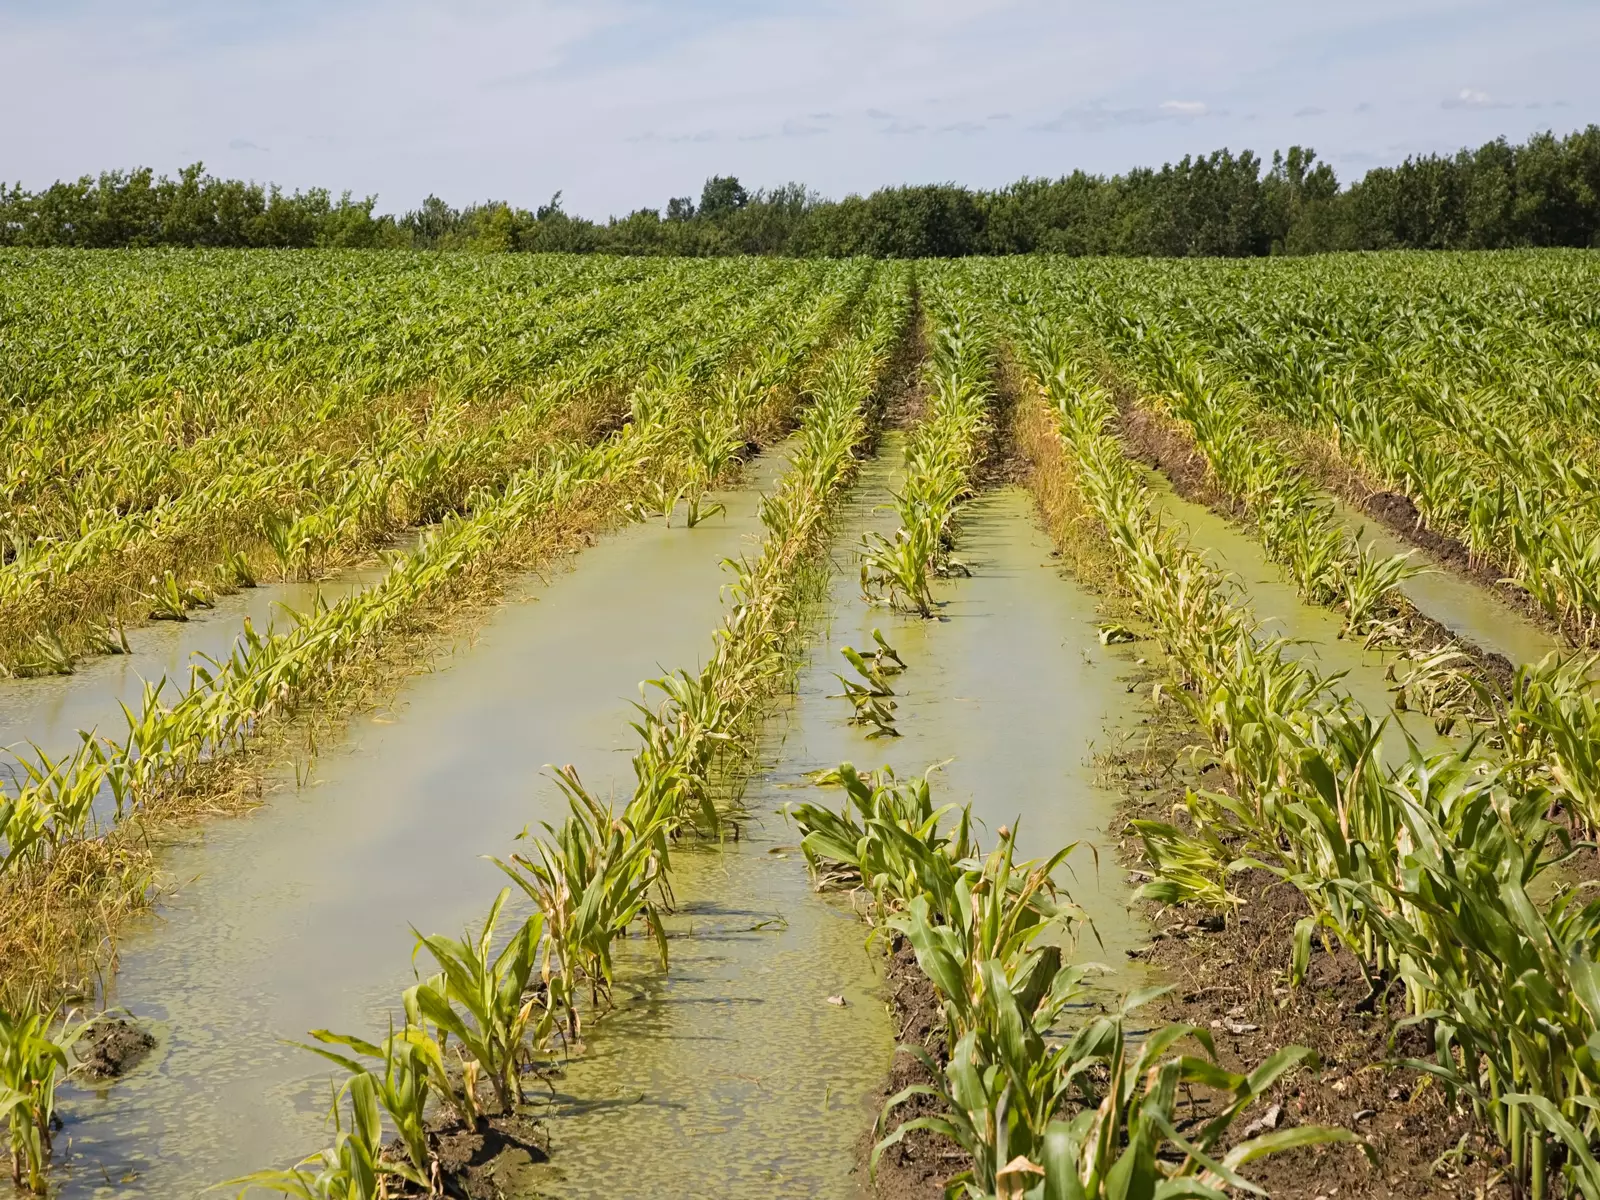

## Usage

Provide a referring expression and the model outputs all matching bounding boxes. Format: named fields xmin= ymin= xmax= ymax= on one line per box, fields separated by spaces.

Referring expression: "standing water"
xmin=0 ymin=555 xmax=399 ymax=787
xmin=1143 ymin=471 xmax=1451 ymax=755
xmin=53 ymin=443 xmax=1157 ymax=1198
xmin=1325 ymin=496 xmax=1561 ymax=667
xmin=506 ymin=447 xmax=1154 ymax=1199
xmin=52 ymin=456 xmax=793 ymax=1197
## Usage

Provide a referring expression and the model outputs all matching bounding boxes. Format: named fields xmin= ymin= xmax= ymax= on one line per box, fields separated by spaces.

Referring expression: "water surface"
xmin=55 ymin=460 xmax=788 ymax=1198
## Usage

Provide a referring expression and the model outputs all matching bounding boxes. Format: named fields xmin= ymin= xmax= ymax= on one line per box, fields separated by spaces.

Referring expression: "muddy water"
xmin=510 ymin=456 xmax=1153 ymax=1199
xmin=782 ymin=454 xmax=1146 ymax=969
xmin=52 ymin=457 xmax=799 ymax=1198
xmin=0 ymin=550 xmax=403 ymax=793
xmin=1326 ymin=497 xmax=1560 ymax=667
xmin=516 ymin=830 xmax=893 ymax=1199
xmin=1143 ymin=472 xmax=1445 ymax=755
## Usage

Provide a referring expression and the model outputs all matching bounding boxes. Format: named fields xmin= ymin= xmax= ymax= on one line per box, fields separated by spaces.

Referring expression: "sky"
xmin=1 ymin=0 xmax=1595 ymax=218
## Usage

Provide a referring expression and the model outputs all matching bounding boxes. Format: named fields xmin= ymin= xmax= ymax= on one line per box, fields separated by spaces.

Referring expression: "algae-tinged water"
xmin=1142 ymin=470 xmax=1456 ymax=757
xmin=1324 ymin=496 xmax=1560 ymax=667
xmin=0 ymin=557 xmax=395 ymax=789
xmin=51 ymin=439 xmax=1168 ymax=1199
xmin=42 ymin=429 xmax=1524 ymax=1199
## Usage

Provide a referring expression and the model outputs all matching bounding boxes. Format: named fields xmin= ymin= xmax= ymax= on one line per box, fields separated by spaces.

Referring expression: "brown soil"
xmin=1006 ymin=380 xmax=1513 ymax=1197
xmin=386 ymin=1109 xmax=551 ymax=1200
xmin=1111 ymin=720 xmax=1513 ymax=1199
xmin=978 ymin=351 xmax=1029 ymax=489
xmin=74 ymin=1015 xmax=156 ymax=1081
xmin=881 ymin=290 xmax=928 ymax=433
xmin=859 ymin=938 xmax=967 ymax=1200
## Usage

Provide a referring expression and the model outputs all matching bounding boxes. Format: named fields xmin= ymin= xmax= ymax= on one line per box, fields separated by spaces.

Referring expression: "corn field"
xmin=4 ymin=250 xmax=1600 ymax=1199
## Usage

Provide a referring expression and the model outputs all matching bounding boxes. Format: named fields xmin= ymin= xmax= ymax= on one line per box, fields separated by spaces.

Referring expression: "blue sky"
xmin=2 ymin=0 xmax=1594 ymax=217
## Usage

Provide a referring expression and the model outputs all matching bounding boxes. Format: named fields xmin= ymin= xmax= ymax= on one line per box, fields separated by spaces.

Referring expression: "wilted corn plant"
xmin=1007 ymin=301 xmax=1600 ymax=1200
xmin=2 ymin=265 xmax=868 ymax=1019
xmin=833 ymin=643 xmax=902 ymax=737
xmin=861 ymin=295 xmax=992 ymax=616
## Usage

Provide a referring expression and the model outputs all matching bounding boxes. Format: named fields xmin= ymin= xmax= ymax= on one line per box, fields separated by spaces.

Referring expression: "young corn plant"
xmin=0 ymin=1004 xmax=79 ymax=1194
xmin=218 ymin=1072 xmax=399 ymax=1200
xmin=494 ymin=769 xmax=669 ymax=1046
xmin=288 ymin=1022 xmax=446 ymax=1189
xmin=409 ymin=889 xmax=548 ymax=1113
xmin=834 ymin=644 xmax=901 ymax=737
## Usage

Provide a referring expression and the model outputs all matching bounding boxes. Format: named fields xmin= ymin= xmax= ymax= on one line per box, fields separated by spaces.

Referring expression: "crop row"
xmin=0 ymin=262 xmax=870 ymax=1012
xmin=786 ymin=282 xmax=1348 ymax=1199
xmin=215 ymin=265 xmax=911 ymax=1199
xmin=1006 ymin=298 xmax=1600 ymax=1200
xmin=0 ymin=260 xmax=830 ymax=673
xmin=1050 ymin=255 xmax=1600 ymax=645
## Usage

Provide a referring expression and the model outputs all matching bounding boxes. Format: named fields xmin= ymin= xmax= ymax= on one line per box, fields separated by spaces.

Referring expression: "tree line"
xmin=3 ymin=125 xmax=1598 ymax=257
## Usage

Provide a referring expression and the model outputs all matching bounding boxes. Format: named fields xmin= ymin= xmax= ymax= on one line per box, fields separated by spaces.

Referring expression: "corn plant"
xmin=218 ymin=1072 xmax=401 ymax=1200
xmin=834 ymin=644 xmax=901 ymax=737
xmin=0 ymin=1005 xmax=79 ymax=1194
xmin=997 ymin=290 xmax=1600 ymax=1198
xmin=291 ymin=1023 xmax=446 ymax=1188
xmin=409 ymin=890 xmax=548 ymax=1112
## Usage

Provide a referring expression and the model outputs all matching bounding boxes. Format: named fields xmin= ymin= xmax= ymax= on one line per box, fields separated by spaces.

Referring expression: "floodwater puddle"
xmin=517 ymin=831 xmax=893 ymax=1200
xmin=0 ymin=546 xmax=405 ymax=792
xmin=782 ymin=449 xmax=1149 ymax=971
xmin=511 ymin=452 xmax=1154 ymax=1198
xmin=50 ymin=455 xmax=792 ymax=1198
xmin=1325 ymin=496 xmax=1560 ymax=667
xmin=49 ymin=442 xmax=1156 ymax=1199
xmin=1144 ymin=471 xmax=1448 ymax=755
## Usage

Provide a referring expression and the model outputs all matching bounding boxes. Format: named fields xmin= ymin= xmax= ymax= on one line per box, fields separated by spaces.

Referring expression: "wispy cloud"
xmin=2 ymin=0 xmax=1597 ymax=213
xmin=1034 ymin=98 xmax=1219 ymax=133
xmin=1442 ymin=87 xmax=1510 ymax=109
xmin=1294 ymin=105 xmax=1326 ymax=117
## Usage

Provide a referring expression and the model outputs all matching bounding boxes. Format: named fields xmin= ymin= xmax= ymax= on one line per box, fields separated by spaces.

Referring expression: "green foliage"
xmin=999 ymin=287 xmax=1600 ymax=1198
xmin=0 ymin=1004 xmax=79 ymax=1193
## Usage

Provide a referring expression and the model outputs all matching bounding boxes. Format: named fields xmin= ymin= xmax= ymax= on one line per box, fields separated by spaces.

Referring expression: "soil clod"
xmin=75 ymin=1015 xmax=156 ymax=1080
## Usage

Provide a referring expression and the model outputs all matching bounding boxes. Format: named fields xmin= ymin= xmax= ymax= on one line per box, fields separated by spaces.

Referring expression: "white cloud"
xmin=1442 ymin=86 xmax=1511 ymax=109
xmin=1159 ymin=99 xmax=1208 ymax=116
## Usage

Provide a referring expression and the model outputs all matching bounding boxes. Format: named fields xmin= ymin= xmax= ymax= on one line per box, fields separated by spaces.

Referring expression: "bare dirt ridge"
xmin=858 ymin=938 xmax=967 ymax=1200
xmin=74 ymin=1015 xmax=156 ymax=1081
